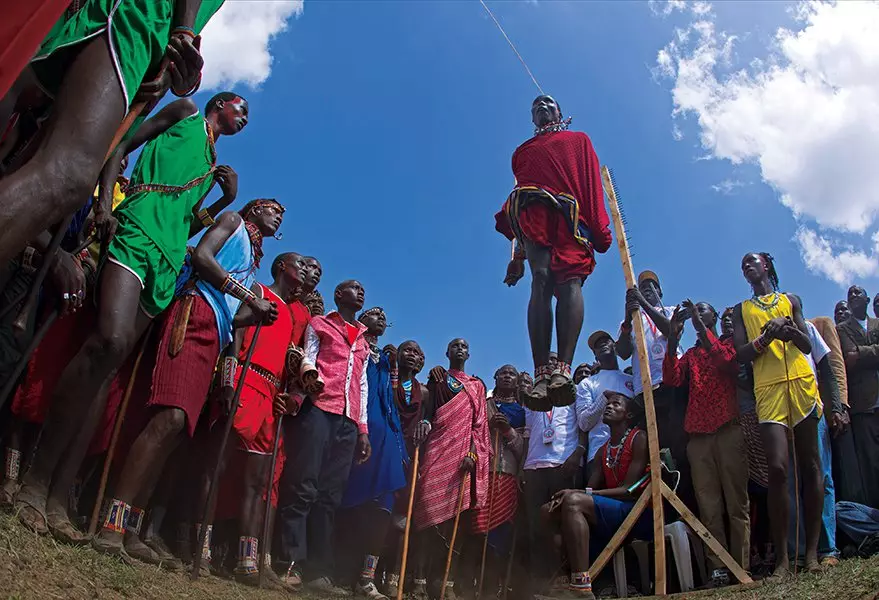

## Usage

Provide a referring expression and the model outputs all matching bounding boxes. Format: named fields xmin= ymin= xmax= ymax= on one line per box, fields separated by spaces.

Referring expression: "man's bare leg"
xmin=551 ymin=279 xmax=584 ymax=405
xmin=760 ymin=423 xmax=793 ymax=579
xmin=94 ymin=408 xmax=187 ymax=559
xmin=15 ymin=263 xmax=149 ymax=535
xmin=0 ymin=34 xmax=124 ymax=263
xmin=234 ymin=451 xmax=272 ymax=585
xmin=524 ymin=241 xmax=553 ymax=401
xmin=793 ymin=416 xmax=824 ymax=572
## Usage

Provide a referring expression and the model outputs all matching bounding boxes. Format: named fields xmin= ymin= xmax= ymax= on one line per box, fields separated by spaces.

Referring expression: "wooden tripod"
xmin=595 ymin=166 xmax=753 ymax=595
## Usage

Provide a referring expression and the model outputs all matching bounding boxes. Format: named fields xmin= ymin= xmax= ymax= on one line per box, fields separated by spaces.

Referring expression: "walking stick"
xmin=192 ymin=322 xmax=264 ymax=580
xmin=477 ymin=431 xmax=501 ymax=599
xmin=396 ymin=445 xmax=420 ymax=600
xmin=440 ymin=471 xmax=469 ymax=600
xmin=88 ymin=323 xmax=154 ymax=535
xmin=258 ymin=415 xmax=284 ymax=588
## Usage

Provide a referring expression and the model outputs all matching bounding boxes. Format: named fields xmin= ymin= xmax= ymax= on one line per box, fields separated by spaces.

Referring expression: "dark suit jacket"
xmin=837 ymin=316 xmax=879 ymax=413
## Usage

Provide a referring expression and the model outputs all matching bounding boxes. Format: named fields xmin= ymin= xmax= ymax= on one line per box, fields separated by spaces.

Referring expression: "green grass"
xmin=2 ymin=511 xmax=878 ymax=599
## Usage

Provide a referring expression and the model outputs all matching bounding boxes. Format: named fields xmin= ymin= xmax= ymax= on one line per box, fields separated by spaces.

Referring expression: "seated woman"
xmin=545 ymin=391 xmax=651 ymax=599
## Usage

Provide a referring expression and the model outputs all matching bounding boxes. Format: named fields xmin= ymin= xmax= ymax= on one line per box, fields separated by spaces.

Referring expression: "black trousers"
xmin=851 ymin=411 xmax=879 ymax=508
xmin=523 ymin=465 xmax=579 ymax=592
xmin=831 ymin=426 xmax=866 ymax=505
xmin=277 ymin=401 xmax=358 ymax=579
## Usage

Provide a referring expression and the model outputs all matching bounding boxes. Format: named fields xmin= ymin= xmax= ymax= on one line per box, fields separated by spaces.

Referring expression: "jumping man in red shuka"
xmin=495 ymin=95 xmax=612 ymax=411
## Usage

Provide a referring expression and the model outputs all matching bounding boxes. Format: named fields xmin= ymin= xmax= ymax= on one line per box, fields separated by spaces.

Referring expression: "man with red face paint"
xmin=13 ymin=92 xmax=251 ymax=544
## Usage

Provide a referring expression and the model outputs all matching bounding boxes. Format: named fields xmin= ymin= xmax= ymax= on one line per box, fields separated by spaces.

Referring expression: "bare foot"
xmin=46 ymin=512 xmax=90 ymax=545
xmin=0 ymin=478 xmax=19 ymax=508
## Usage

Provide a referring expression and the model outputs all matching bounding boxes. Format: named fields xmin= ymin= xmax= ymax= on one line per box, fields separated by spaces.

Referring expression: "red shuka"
xmin=495 ymin=130 xmax=612 ymax=254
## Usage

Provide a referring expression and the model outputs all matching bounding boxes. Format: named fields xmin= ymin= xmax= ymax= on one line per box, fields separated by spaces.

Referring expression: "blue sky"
xmin=182 ymin=0 xmax=873 ymax=382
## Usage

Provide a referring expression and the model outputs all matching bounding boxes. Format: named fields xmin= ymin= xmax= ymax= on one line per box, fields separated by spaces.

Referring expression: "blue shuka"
xmin=341 ymin=349 xmax=409 ymax=510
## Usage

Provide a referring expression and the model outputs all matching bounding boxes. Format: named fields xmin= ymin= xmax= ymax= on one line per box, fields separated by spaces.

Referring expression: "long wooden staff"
xmin=258 ymin=415 xmax=284 ymax=588
xmin=192 ymin=322 xmax=264 ymax=580
xmin=440 ymin=471 xmax=469 ymax=600
xmin=87 ymin=324 xmax=154 ymax=535
xmin=477 ymin=431 xmax=501 ymax=598
xmin=396 ymin=445 xmax=420 ymax=600
xmin=0 ymin=235 xmax=97 ymax=412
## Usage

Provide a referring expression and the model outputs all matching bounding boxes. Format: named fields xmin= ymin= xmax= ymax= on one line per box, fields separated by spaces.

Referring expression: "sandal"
xmin=14 ymin=486 xmax=49 ymax=535
xmin=92 ymin=535 xmax=134 ymax=566
xmin=547 ymin=363 xmax=576 ymax=407
xmin=143 ymin=536 xmax=183 ymax=571
xmin=47 ymin=512 xmax=91 ymax=546
xmin=523 ymin=366 xmax=553 ymax=412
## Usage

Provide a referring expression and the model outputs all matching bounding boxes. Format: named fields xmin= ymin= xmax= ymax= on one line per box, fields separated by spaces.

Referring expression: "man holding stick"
xmin=91 ymin=200 xmax=283 ymax=564
xmin=14 ymin=91 xmax=250 ymax=542
xmin=412 ymin=338 xmax=490 ymax=600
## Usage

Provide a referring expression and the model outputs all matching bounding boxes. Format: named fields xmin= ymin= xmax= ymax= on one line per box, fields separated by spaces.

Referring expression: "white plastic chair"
xmin=612 ymin=521 xmax=696 ymax=596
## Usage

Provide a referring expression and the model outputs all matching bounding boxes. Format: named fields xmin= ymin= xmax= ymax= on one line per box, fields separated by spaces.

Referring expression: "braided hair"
xmin=759 ymin=252 xmax=779 ymax=290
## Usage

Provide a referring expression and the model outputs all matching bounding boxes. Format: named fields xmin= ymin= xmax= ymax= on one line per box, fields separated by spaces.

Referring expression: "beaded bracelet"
xmin=753 ymin=335 xmax=769 ymax=354
xmin=466 ymin=451 xmax=478 ymax=463
xmin=171 ymin=26 xmax=196 ymax=39
xmin=221 ymin=275 xmax=258 ymax=306
xmin=222 ymin=356 xmax=238 ymax=388
xmin=198 ymin=208 xmax=215 ymax=228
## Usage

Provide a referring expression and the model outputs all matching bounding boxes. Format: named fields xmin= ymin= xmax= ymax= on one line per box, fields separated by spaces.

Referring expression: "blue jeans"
xmin=836 ymin=501 xmax=879 ymax=546
xmin=788 ymin=413 xmax=839 ymax=559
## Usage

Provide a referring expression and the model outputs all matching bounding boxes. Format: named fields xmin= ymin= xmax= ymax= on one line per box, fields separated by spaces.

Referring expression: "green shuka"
xmin=116 ymin=111 xmax=215 ymax=272
xmin=32 ymin=0 xmax=225 ymax=107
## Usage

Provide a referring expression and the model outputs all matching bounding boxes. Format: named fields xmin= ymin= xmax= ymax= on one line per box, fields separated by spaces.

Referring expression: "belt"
xmin=247 ymin=363 xmax=281 ymax=389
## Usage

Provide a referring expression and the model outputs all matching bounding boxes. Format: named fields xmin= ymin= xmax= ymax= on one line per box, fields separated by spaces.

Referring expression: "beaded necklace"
xmin=244 ymin=221 xmax=264 ymax=268
xmin=605 ymin=427 xmax=633 ymax=473
xmin=534 ymin=117 xmax=573 ymax=136
xmin=748 ymin=291 xmax=781 ymax=312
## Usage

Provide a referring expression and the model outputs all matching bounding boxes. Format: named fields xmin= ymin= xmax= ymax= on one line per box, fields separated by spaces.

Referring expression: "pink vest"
xmin=310 ymin=312 xmax=370 ymax=433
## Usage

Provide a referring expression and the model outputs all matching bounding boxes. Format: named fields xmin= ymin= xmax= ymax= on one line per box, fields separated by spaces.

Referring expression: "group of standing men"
xmin=2 ymin=3 xmax=879 ymax=600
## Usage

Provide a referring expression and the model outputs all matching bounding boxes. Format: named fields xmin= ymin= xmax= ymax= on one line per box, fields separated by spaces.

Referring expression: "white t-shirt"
xmin=804 ymin=320 xmax=830 ymax=376
xmin=575 ymin=369 xmax=635 ymax=462
xmin=857 ymin=317 xmax=869 ymax=332
xmin=620 ymin=306 xmax=682 ymax=395
xmin=523 ymin=405 xmax=580 ymax=470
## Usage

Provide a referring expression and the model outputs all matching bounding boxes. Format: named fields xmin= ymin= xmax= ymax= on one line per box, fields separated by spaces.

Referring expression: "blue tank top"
xmin=195 ymin=220 xmax=256 ymax=348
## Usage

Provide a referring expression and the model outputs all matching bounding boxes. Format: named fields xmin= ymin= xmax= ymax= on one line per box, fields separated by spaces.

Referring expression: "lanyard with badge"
xmin=542 ymin=408 xmax=555 ymax=444
xmin=643 ymin=311 xmax=665 ymax=360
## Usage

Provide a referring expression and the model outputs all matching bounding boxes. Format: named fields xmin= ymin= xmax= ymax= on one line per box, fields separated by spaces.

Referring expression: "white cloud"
xmin=649 ymin=0 xmax=688 ymax=16
xmin=711 ymin=178 xmax=746 ymax=195
xmin=655 ymin=1 xmax=879 ymax=283
xmin=795 ymin=227 xmax=879 ymax=284
xmin=200 ymin=1 xmax=304 ymax=89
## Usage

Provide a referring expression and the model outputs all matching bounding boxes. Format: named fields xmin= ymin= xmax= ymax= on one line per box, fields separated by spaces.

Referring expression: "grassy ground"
xmin=2 ymin=511 xmax=878 ymax=599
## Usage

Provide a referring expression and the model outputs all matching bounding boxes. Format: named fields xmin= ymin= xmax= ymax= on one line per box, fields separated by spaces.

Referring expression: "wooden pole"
xmin=88 ymin=324 xmax=153 ymax=535
xmin=396 ymin=446 xmax=420 ymax=600
xmin=599 ymin=166 xmax=752 ymax=591
xmin=440 ymin=472 xmax=469 ymax=600
xmin=477 ymin=431 xmax=501 ymax=598
xmin=258 ymin=415 xmax=285 ymax=588
xmin=601 ymin=165 xmax=666 ymax=595
xmin=192 ymin=323 xmax=264 ymax=580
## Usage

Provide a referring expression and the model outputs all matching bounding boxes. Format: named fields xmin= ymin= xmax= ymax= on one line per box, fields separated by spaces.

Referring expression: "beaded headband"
xmin=358 ymin=307 xmax=386 ymax=323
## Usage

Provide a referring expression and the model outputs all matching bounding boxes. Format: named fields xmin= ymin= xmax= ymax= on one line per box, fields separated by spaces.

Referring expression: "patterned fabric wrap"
xmin=413 ymin=371 xmax=490 ymax=531
xmin=469 ymin=472 xmax=519 ymax=534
